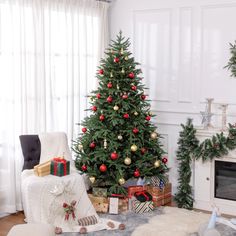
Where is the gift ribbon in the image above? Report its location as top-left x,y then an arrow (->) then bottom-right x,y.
135,190 -> 151,201
53,157 -> 67,176
111,193 -> 125,198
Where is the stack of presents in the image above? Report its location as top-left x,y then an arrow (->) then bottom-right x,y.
33,157 -> 70,177
88,176 -> 172,214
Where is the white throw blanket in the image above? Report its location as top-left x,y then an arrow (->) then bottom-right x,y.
21,132 -> 120,233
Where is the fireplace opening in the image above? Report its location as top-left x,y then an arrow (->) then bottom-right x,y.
215,160 -> 236,201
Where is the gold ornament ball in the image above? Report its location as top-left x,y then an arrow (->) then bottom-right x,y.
118,135 -> 123,140
78,144 -> 83,151
118,178 -> 125,185
125,56 -> 129,60
154,160 -> 161,168
149,111 -> 153,116
131,144 -> 138,152
150,132 -> 158,139
134,111 -> 138,116
124,157 -> 131,165
89,176 -> 96,183
113,105 -> 119,111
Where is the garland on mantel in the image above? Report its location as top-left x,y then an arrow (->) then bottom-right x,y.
175,120 -> 236,210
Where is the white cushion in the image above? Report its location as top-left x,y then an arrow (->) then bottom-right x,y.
7,224 -> 55,236
39,132 -> 72,164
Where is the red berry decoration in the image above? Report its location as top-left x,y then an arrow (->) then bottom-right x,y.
98,69 -> 104,75
114,57 -> 120,63
96,93 -> 101,99
141,147 -> 146,154
82,127 -> 87,133
110,152 -> 118,160
141,94 -> 146,100
89,142 -> 96,149
99,114 -> 105,121
131,85 -> 137,91
132,128 -> 139,134
162,157 -> 168,164
107,82 -> 113,88
122,94 -> 128,99
134,169 -> 140,177
107,96 -> 113,103
128,72 -> 135,79
81,165 -> 87,171
91,106 -> 97,112
123,113 -> 129,119
99,164 -> 107,172
145,116 -> 151,121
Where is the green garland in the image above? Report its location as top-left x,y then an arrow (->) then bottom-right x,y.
224,41 -> 236,77
174,119 -> 199,209
175,121 -> 236,209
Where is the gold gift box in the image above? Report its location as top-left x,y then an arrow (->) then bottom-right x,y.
34,160 -> 51,177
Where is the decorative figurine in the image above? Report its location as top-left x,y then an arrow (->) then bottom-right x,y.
200,98 -> 214,129
219,104 -> 228,131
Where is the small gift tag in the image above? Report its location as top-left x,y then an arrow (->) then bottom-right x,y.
109,197 -> 119,214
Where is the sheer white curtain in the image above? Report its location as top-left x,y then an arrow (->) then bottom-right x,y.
0,0 -> 109,213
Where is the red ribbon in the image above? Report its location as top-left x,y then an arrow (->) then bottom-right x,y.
135,191 -> 150,201
111,193 -> 125,198
53,157 -> 67,176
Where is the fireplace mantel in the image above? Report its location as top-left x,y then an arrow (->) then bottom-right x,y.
192,128 -> 236,216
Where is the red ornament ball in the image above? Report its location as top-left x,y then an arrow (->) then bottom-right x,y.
110,152 -> 118,160
81,165 -> 87,171
132,128 -> 139,134
145,116 -> 151,121
107,96 -> 113,103
96,93 -> 101,99
91,106 -> 97,112
99,114 -> 105,121
114,57 -> 120,63
162,157 -> 168,164
107,82 -> 113,88
141,147 -> 146,154
131,85 -> 137,91
122,94 -> 128,99
98,69 -> 104,75
82,127 -> 87,133
141,94 -> 146,100
99,164 -> 107,172
89,142 -> 96,149
134,169 -> 140,177
128,72 -> 135,79
123,113 -> 129,119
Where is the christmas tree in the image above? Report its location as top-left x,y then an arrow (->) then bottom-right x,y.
174,118 -> 199,209
73,32 -> 168,194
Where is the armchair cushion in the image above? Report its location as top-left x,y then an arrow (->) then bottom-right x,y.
19,135 -> 40,170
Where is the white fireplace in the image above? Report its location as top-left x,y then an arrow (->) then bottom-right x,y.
193,128 -> 236,216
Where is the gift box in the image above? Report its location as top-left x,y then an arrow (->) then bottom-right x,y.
88,194 -> 109,213
146,183 -> 172,207
128,185 -> 147,198
134,190 -> 152,202
108,195 -> 129,214
50,157 -> 70,177
34,160 -> 51,177
92,187 -> 107,197
132,200 -> 154,213
150,176 -> 169,188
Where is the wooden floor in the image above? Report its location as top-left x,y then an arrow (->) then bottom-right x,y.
0,212 -> 25,236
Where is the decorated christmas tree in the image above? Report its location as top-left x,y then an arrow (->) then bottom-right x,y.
73,32 -> 168,194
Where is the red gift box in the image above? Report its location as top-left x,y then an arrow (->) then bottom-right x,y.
128,185 -> 147,198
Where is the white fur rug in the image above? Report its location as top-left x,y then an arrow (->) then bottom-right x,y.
132,207 -> 210,236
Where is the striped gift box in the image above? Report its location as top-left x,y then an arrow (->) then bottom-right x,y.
132,200 -> 154,213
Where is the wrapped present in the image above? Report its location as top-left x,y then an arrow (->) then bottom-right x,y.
88,194 -> 109,213
92,187 -> 107,197
34,160 -> 51,177
134,190 -> 152,202
128,185 -> 147,198
153,195 -> 172,207
132,200 -> 154,213
150,176 -> 168,188
50,157 -> 70,177
146,183 -> 171,196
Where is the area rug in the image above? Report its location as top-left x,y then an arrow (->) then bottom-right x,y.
62,207 -> 236,236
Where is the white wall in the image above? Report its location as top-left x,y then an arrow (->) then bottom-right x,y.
109,0 -> 236,193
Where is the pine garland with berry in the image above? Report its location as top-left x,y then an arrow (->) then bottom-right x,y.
175,120 -> 236,209
73,32 -> 168,195
174,118 -> 199,209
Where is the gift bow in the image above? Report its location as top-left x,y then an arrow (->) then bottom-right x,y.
135,190 -> 151,201
63,200 -> 76,221
53,157 -> 67,164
